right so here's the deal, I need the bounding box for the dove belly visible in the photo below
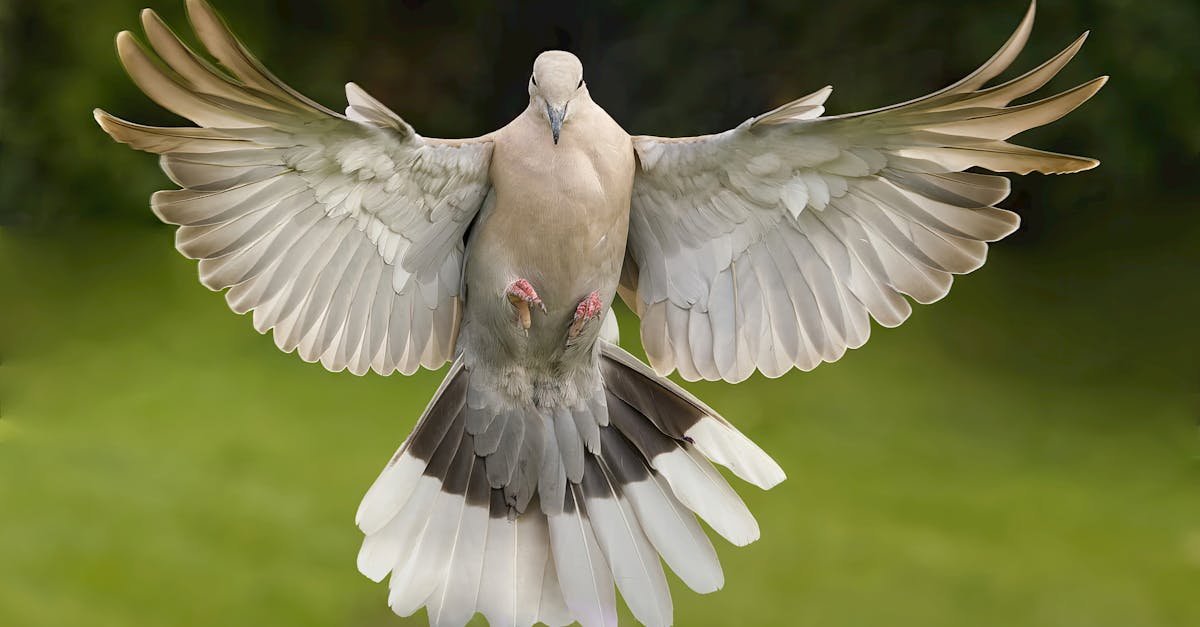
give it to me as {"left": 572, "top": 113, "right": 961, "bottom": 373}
{"left": 464, "top": 129, "right": 634, "bottom": 368}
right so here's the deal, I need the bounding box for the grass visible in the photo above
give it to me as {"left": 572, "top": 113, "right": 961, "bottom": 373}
{"left": 1, "top": 224, "right": 1197, "bottom": 626}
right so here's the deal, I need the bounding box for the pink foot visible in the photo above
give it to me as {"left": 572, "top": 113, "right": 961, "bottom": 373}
{"left": 567, "top": 291, "right": 602, "bottom": 343}
{"left": 506, "top": 279, "right": 546, "bottom": 332}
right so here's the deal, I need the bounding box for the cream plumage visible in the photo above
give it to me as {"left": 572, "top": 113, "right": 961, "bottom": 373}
{"left": 96, "top": 1, "right": 1102, "bottom": 626}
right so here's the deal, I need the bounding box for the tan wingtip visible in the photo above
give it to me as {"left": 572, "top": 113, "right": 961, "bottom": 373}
{"left": 1015, "top": 0, "right": 1037, "bottom": 42}
{"left": 113, "top": 30, "right": 140, "bottom": 67}
{"left": 115, "top": 28, "right": 148, "bottom": 55}
{"left": 92, "top": 108, "right": 130, "bottom": 145}
{"left": 185, "top": 0, "right": 212, "bottom": 14}
{"left": 1052, "top": 154, "right": 1101, "bottom": 174}
{"left": 114, "top": 29, "right": 135, "bottom": 47}
{"left": 1067, "top": 31, "right": 1091, "bottom": 58}
{"left": 91, "top": 108, "right": 128, "bottom": 141}
{"left": 1012, "top": 0, "right": 1038, "bottom": 48}
{"left": 185, "top": 0, "right": 223, "bottom": 30}
{"left": 1078, "top": 74, "right": 1110, "bottom": 106}
{"left": 1077, "top": 74, "right": 1109, "bottom": 98}
{"left": 1004, "top": 0, "right": 1038, "bottom": 60}
{"left": 139, "top": 7, "right": 169, "bottom": 34}
{"left": 811, "top": 85, "right": 833, "bottom": 100}
{"left": 184, "top": 0, "right": 213, "bottom": 34}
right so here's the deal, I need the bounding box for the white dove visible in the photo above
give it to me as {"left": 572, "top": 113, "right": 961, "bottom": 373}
{"left": 96, "top": 1, "right": 1104, "bottom": 625}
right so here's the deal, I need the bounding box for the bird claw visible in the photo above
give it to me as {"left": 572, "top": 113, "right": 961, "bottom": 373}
{"left": 567, "top": 291, "right": 602, "bottom": 343}
{"left": 506, "top": 279, "right": 546, "bottom": 333}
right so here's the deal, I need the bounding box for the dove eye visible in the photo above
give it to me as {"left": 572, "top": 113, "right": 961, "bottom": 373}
{"left": 531, "top": 75, "right": 538, "bottom": 87}
{"left": 577, "top": 79, "right": 583, "bottom": 89}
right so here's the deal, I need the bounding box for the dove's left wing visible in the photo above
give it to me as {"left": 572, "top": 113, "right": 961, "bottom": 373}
{"left": 622, "top": 3, "right": 1104, "bottom": 383}
{"left": 96, "top": 1, "right": 493, "bottom": 376}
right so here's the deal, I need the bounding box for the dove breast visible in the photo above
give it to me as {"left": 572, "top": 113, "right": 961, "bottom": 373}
{"left": 463, "top": 93, "right": 635, "bottom": 365}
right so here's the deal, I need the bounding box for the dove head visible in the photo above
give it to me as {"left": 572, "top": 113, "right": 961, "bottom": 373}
{"left": 529, "top": 51, "right": 585, "bottom": 145}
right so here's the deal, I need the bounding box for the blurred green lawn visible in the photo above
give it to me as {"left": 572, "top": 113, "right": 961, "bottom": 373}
{"left": 2, "top": 224, "right": 1196, "bottom": 627}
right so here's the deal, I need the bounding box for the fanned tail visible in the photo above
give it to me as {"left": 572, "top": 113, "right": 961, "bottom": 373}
{"left": 354, "top": 343, "right": 784, "bottom": 626}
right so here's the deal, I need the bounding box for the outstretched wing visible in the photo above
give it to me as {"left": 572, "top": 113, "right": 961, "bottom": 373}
{"left": 95, "top": 0, "right": 493, "bottom": 376}
{"left": 623, "top": 2, "right": 1105, "bottom": 382}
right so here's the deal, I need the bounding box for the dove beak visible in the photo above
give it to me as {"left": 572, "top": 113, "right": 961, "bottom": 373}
{"left": 546, "top": 103, "right": 565, "bottom": 145}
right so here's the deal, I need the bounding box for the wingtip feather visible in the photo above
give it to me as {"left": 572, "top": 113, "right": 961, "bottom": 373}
{"left": 139, "top": 7, "right": 159, "bottom": 27}
{"left": 114, "top": 29, "right": 136, "bottom": 50}
{"left": 963, "top": 0, "right": 1037, "bottom": 90}
{"left": 92, "top": 107, "right": 111, "bottom": 128}
{"left": 185, "top": 0, "right": 215, "bottom": 19}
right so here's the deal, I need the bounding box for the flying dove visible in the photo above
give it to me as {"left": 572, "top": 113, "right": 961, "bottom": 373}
{"left": 95, "top": 1, "right": 1104, "bottom": 625}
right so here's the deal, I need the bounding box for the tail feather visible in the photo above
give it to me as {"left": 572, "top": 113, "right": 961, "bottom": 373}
{"left": 584, "top": 454, "right": 673, "bottom": 627}
{"left": 643, "top": 436, "right": 761, "bottom": 547}
{"left": 600, "top": 426, "right": 724, "bottom": 594}
{"left": 548, "top": 485, "right": 619, "bottom": 627}
{"left": 600, "top": 343, "right": 786, "bottom": 489}
{"left": 386, "top": 419, "right": 470, "bottom": 617}
{"left": 355, "top": 358, "right": 466, "bottom": 535}
{"left": 354, "top": 342, "right": 783, "bottom": 625}
{"left": 537, "top": 549, "right": 574, "bottom": 626}
{"left": 426, "top": 457, "right": 489, "bottom": 627}
{"left": 539, "top": 411, "right": 569, "bottom": 516}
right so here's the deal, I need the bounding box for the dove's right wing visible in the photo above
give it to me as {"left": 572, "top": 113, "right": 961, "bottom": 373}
{"left": 96, "top": 1, "right": 493, "bottom": 376}
{"left": 622, "top": 2, "right": 1104, "bottom": 383}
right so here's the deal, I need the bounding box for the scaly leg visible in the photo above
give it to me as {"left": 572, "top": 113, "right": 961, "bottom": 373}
{"left": 567, "top": 291, "right": 602, "bottom": 343}
{"left": 506, "top": 279, "right": 546, "bottom": 333}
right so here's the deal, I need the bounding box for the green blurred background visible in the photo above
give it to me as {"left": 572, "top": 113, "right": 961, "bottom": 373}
{"left": 2, "top": 0, "right": 1198, "bottom": 625}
